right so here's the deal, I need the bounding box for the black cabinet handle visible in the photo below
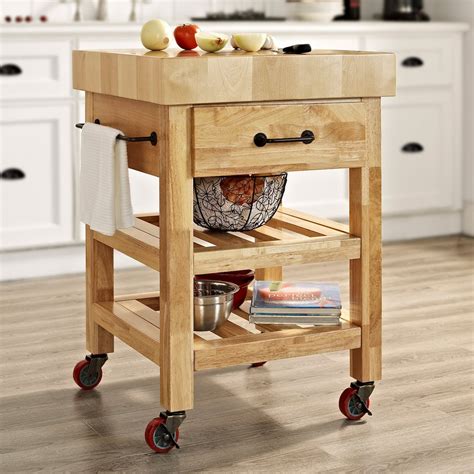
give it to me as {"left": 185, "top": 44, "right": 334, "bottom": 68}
{"left": 402, "top": 142, "right": 424, "bottom": 153}
{"left": 0, "top": 63, "right": 23, "bottom": 75}
{"left": 401, "top": 57, "right": 424, "bottom": 68}
{"left": 1, "top": 168, "right": 26, "bottom": 180}
{"left": 254, "top": 130, "right": 315, "bottom": 147}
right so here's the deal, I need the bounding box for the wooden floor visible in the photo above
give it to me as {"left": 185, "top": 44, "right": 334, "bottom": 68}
{"left": 0, "top": 236, "right": 473, "bottom": 473}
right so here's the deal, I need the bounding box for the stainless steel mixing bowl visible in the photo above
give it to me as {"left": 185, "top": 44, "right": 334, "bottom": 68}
{"left": 194, "top": 280, "right": 239, "bottom": 331}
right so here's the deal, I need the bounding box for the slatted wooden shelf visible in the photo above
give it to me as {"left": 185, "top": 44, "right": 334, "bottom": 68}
{"left": 91, "top": 292, "right": 361, "bottom": 371}
{"left": 93, "top": 207, "right": 360, "bottom": 274}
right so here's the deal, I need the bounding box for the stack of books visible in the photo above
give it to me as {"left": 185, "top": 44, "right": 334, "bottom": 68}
{"left": 249, "top": 281, "right": 342, "bottom": 326}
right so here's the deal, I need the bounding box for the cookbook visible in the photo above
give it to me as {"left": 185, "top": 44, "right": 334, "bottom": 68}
{"left": 250, "top": 281, "right": 342, "bottom": 316}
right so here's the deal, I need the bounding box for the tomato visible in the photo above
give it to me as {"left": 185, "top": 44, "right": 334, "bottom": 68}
{"left": 174, "top": 23, "right": 200, "bottom": 50}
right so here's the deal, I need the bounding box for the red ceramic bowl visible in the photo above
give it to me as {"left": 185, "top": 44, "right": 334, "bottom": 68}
{"left": 196, "top": 269, "right": 254, "bottom": 309}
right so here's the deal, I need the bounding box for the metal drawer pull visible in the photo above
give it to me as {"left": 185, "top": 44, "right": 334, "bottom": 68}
{"left": 1, "top": 168, "right": 26, "bottom": 180}
{"left": 401, "top": 57, "right": 424, "bottom": 68}
{"left": 75, "top": 120, "right": 158, "bottom": 146}
{"left": 402, "top": 142, "right": 424, "bottom": 153}
{"left": 0, "top": 63, "right": 22, "bottom": 75}
{"left": 253, "top": 130, "right": 315, "bottom": 147}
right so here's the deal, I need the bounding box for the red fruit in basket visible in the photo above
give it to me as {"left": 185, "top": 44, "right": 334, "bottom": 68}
{"left": 220, "top": 176, "right": 265, "bottom": 206}
{"left": 174, "top": 23, "right": 200, "bottom": 50}
{"left": 40, "top": 15, "right": 48, "bottom": 22}
{"left": 5, "top": 16, "right": 12, "bottom": 23}
{"left": 15, "top": 16, "right": 23, "bottom": 22}
{"left": 25, "top": 15, "right": 32, "bottom": 22}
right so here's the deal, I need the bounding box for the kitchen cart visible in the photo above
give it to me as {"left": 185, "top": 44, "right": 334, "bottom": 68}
{"left": 72, "top": 49, "right": 395, "bottom": 453}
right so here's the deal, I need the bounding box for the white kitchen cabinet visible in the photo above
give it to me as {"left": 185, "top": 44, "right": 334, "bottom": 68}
{"left": 0, "top": 39, "right": 72, "bottom": 100}
{"left": 381, "top": 90, "right": 457, "bottom": 214}
{"left": 0, "top": 104, "right": 73, "bottom": 249}
{"left": 365, "top": 35, "right": 456, "bottom": 88}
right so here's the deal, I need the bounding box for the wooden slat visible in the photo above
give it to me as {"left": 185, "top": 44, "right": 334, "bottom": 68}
{"left": 193, "top": 229, "right": 250, "bottom": 247}
{"left": 246, "top": 225, "right": 296, "bottom": 242}
{"left": 93, "top": 302, "right": 160, "bottom": 365}
{"left": 194, "top": 321, "right": 361, "bottom": 370}
{"left": 194, "top": 235, "right": 360, "bottom": 274}
{"left": 279, "top": 207, "right": 350, "bottom": 234}
{"left": 94, "top": 228, "right": 160, "bottom": 271}
{"left": 212, "top": 319, "right": 253, "bottom": 338}
{"left": 118, "top": 300, "right": 160, "bottom": 327}
{"left": 270, "top": 212, "right": 343, "bottom": 237}
{"left": 233, "top": 307, "right": 302, "bottom": 332}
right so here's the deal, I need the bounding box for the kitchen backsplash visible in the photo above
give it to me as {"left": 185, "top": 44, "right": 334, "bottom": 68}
{"left": 0, "top": 0, "right": 396, "bottom": 23}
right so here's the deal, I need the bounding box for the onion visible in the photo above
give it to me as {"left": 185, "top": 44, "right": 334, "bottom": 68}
{"left": 195, "top": 32, "right": 229, "bottom": 53}
{"left": 141, "top": 19, "right": 172, "bottom": 51}
{"left": 232, "top": 33, "right": 267, "bottom": 52}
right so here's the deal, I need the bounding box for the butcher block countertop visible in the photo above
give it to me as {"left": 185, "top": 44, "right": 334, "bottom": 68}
{"left": 72, "top": 49, "right": 396, "bottom": 105}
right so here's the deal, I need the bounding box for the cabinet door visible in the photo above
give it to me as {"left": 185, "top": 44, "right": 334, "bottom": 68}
{"left": 0, "top": 104, "right": 73, "bottom": 249}
{"left": 270, "top": 34, "right": 360, "bottom": 219}
{"left": 381, "top": 90, "right": 458, "bottom": 214}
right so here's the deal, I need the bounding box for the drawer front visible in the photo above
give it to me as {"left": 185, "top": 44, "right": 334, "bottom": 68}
{"left": 193, "top": 102, "right": 367, "bottom": 176}
{"left": 365, "top": 36, "right": 453, "bottom": 88}
{"left": 0, "top": 104, "right": 73, "bottom": 249}
{"left": 381, "top": 91, "right": 456, "bottom": 214}
{"left": 0, "top": 39, "right": 72, "bottom": 99}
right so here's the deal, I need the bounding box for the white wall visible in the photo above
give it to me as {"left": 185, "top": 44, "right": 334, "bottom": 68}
{"left": 0, "top": 0, "right": 287, "bottom": 23}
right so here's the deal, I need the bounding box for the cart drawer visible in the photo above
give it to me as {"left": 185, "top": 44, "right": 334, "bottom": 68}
{"left": 192, "top": 102, "right": 367, "bottom": 176}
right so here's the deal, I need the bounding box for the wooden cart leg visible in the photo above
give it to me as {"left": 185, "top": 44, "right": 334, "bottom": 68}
{"left": 349, "top": 98, "right": 382, "bottom": 382}
{"left": 159, "top": 106, "right": 194, "bottom": 412}
{"left": 255, "top": 267, "right": 283, "bottom": 281}
{"left": 85, "top": 225, "right": 114, "bottom": 354}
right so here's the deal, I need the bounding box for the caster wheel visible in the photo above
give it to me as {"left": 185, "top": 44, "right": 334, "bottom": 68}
{"left": 145, "top": 417, "right": 179, "bottom": 453}
{"left": 339, "top": 387, "right": 371, "bottom": 421}
{"left": 250, "top": 361, "right": 267, "bottom": 368}
{"left": 73, "top": 359, "right": 103, "bottom": 390}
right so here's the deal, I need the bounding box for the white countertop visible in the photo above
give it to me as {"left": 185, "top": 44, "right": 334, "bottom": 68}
{"left": 0, "top": 21, "right": 470, "bottom": 35}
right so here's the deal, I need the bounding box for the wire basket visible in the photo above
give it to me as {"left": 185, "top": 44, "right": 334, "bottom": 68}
{"left": 193, "top": 173, "right": 288, "bottom": 232}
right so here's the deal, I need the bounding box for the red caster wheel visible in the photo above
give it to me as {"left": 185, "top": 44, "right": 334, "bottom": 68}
{"left": 250, "top": 361, "right": 267, "bottom": 368}
{"left": 73, "top": 354, "right": 107, "bottom": 390}
{"left": 145, "top": 415, "right": 181, "bottom": 453}
{"left": 339, "top": 382, "right": 374, "bottom": 421}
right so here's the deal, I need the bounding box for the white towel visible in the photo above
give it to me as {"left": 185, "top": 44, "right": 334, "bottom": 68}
{"left": 80, "top": 122, "right": 134, "bottom": 236}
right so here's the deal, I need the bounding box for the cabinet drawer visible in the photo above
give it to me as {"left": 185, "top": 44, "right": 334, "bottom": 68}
{"left": 0, "top": 104, "right": 73, "bottom": 249}
{"left": 381, "top": 91, "right": 456, "bottom": 213}
{"left": 192, "top": 102, "right": 367, "bottom": 176}
{"left": 365, "top": 36, "right": 453, "bottom": 88}
{"left": 0, "top": 40, "right": 72, "bottom": 99}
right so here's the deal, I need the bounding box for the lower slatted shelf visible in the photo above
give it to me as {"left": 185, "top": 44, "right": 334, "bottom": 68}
{"left": 92, "top": 207, "right": 361, "bottom": 274}
{"left": 92, "top": 293, "right": 362, "bottom": 371}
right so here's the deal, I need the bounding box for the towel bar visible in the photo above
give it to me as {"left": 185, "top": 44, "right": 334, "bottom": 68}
{"left": 75, "top": 120, "right": 158, "bottom": 146}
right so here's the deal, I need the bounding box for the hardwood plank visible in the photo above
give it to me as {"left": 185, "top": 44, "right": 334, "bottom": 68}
{"left": 158, "top": 105, "right": 194, "bottom": 411}
{"left": 279, "top": 207, "right": 350, "bottom": 234}
{"left": 270, "top": 211, "right": 344, "bottom": 237}
{"left": 212, "top": 319, "right": 253, "bottom": 338}
{"left": 194, "top": 235, "right": 361, "bottom": 274}
{"left": 92, "top": 302, "right": 160, "bottom": 364}
{"left": 193, "top": 103, "right": 367, "bottom": 175}
{"left": 91, "top": 94, "right": 161, "bottom": 177}
{"left": 73, "top": 49, "right": 396, "bottom": 105}
{"left": 349, "top": 98, "right": 382, "bottom": 382}
{"left": 194, "top": 321, "right": 361, "bottom": 370}
{"left": 118, "top": 300, "right": 160, "bottom": 327}
{"left": 85, "top": 225, "right": 114, "bottom": 355}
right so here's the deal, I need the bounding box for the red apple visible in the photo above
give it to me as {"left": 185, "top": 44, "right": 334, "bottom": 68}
{"left": 174, "top": 23, "right": 199, "bottom": 50}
